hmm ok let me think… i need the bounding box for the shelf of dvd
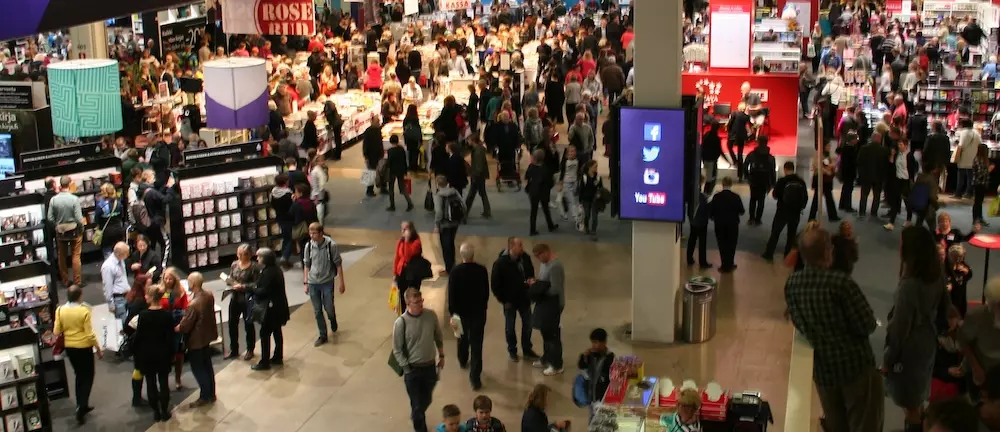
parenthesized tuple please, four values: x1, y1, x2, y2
(170, 157, 285, 271)
(0, 325, 59, 431)
(0, 194, 49, 269)
(0, 262, 67, 400)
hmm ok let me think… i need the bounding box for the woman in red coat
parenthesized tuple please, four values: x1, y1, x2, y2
(393, 220, 425, 312)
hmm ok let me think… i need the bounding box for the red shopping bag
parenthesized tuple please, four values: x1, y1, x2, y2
(404, 177, 412, 195)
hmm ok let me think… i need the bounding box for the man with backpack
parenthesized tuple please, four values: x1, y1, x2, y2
(433, 175, 465, 275)
(743, 138, 776, 226)
(302, 222, 346, 346)
(763, 162, 808, 260)
(909, 166, 940, 232)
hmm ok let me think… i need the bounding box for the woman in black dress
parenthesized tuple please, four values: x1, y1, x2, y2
(132, 285, 176, 422)
(323, 101, 344, 160)
(224, 244, 258, 361)
(124, 274, 151, 407)
(250, 248, 290, 371)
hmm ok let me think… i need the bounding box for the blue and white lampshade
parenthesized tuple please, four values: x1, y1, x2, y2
(48, 59, 123, 137)
(203, 57, 268, 130)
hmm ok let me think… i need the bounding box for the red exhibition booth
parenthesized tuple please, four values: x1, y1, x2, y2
(683, 0, 815, 162)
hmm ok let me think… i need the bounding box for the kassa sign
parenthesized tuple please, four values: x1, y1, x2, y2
(222, 0, 316, 36)
(439, 0, 471, 11)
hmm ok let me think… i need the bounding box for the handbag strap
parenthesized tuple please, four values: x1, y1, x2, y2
(399, 312, 410, 361)
(99, 200, 116, 232)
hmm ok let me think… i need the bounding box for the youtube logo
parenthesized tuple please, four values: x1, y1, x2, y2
(634, 192, 666, 206)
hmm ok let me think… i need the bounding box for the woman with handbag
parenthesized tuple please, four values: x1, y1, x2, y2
(579, 160, 604, 241)
(224, 244, 258, 361)
(132, 284, 175, 422)
(250, 248, 290, 371)
(53, 285, 103, 425)
(95, 183, 126, 259)
(270, 174, 295, 267)
(160, 268, 189, 390)
(393, 221, 428, 313)
(290, 183, 319, 260)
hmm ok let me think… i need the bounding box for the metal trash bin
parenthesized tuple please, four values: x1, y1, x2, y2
(682, 276, 717, 343)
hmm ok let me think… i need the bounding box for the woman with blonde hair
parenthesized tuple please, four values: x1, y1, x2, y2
(522, 384, 569, 431)
(95, 182, 126, 258)
(309, 152, 329, 223)
(131, 284, 175, 421)
(160, 268, 189, 389)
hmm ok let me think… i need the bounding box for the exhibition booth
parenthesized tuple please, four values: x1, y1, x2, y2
(683, 0, 803, 172)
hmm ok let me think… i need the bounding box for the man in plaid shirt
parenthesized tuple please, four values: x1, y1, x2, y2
(785, 228, 883, 432)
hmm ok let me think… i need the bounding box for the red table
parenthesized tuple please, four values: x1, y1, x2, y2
(968, 234, 1000, 303)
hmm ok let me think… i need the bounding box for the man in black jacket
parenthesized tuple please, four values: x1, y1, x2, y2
(837, 113, 860, 213)
(385, 135, 413, 211)
(146, 133, 171, 186)
(857, 133, 890, 219)
(924, 121, 952, 187)
(908, 104, 928, 156)
(578, 328, 614, 407)
(141, 176, 176, 269)
(701, 120, 729, 194)
(362, 117, 384, 197)
(446, 142, 468, 196)
(743, 139, 776, 225)
(961, 18, 987, 47)
(763, 162, 807, 260)
(490, 237, 539, 362)
(447, 243, 490, 390)
(688, 178, 712, 269)
(709, 177, 745, 273)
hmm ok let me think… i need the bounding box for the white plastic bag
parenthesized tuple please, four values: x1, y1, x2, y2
(360, 169, 376, 186)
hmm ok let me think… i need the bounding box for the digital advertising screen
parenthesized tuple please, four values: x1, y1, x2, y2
(0, 133, 14, 179)
(618, 107, 686, 222)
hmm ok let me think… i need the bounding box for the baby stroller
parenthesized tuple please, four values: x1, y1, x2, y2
(494, 146, 522, 192)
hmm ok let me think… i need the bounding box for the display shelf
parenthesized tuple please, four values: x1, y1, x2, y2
(180, 186, 273, 204)
(0, 375, 38, 390)
(0, 225, 43, 238)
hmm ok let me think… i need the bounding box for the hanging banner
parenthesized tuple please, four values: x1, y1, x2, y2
(439, 0, 472, 11)
(160, 16, 207, 54)
(222, 0, 316, 35)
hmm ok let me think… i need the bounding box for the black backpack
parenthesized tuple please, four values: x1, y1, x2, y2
(443, 193, 466, 223)
(782, 179, 807, 212)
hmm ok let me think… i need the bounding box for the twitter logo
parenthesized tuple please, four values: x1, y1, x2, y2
(644, 123, 662, 141)
(642, 146, 660, 162)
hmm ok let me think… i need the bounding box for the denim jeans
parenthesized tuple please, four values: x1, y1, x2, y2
(563, 181, 581, 224)
(955, 168, 973, 196)
(465, 176, 492, 216)
(112, 295, 128, 322)
(308, 282, 338, 338)
(582, 201, 599, 234)
(278, 221, 294, 262)
(541, 324, 563, 369)
(503, 303, 533, 355)
(187, 347, 216, 402)
(404, 365, 438, 432)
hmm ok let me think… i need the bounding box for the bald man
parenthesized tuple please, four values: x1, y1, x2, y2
(101, 242, 132, 320)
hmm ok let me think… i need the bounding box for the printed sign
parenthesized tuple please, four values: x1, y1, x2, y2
(19, 141, 102, 170)
(183, 140, 263, 166)
(618, 108, 686, 222)
(159, 16, 206, 54)
(0, 84, 33, 110)
(439, 0, 471, 11)
(222, 0, 316, 36)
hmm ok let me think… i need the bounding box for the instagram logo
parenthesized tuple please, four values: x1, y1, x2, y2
(634, 192, 666, 206)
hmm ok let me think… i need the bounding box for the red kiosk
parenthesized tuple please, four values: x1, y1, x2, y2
(683, 0, 813, 171)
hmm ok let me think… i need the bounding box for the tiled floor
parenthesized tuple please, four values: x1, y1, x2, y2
(149, 228, 795, 432)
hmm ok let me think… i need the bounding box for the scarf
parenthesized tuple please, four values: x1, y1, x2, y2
(669, 415, 701, 432)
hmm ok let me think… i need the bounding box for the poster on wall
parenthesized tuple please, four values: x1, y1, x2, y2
(709, 3, 751, 70)
(404, 0, 419, 15)
(617, 107, 686, 222)
(0, 84, 33, 110)
(222, 0, 316, 35)
(159, 16, 206, 54)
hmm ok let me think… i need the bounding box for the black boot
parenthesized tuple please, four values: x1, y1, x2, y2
(131, 379, 145, 406)
(159, 396, 171, 422)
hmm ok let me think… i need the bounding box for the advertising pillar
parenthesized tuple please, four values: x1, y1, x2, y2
(631, 0, 683, 343)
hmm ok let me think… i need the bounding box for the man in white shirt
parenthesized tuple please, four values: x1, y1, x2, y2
(402, 77, 423, 106)
(883, 140, 911, 231)
(954, 118, 982, 199)
(447, 49, 467, 77)
(101, 242, 132, 321)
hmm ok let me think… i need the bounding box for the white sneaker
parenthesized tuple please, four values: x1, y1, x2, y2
(542, 366, 564, 376)
(531, 360, 546, 368)
(883, 223, 894, 231)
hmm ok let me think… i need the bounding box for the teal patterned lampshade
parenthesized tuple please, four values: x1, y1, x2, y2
(48, 59, 123, 137)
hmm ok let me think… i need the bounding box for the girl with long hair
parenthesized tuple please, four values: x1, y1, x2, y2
(972, 144, 992, 225)
(132, 285, 175, 422)
(160, 268, 189, 389)
(124, 274, 152, 406)
(225, 245, 258, 360)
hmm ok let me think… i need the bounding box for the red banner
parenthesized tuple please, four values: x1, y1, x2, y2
(223, 0, 316, 36)
(885, 0, 902, 15)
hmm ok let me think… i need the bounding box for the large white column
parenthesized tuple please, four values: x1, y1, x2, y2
(630, 0, 684, 343)
(68, 22, 108, 60)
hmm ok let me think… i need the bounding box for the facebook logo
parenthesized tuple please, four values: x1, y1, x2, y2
(644, 123, 661, 142)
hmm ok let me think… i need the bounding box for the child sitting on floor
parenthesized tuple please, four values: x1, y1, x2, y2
(465, 396, 506, 432)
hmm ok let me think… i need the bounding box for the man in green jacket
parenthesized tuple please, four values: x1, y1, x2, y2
(465, 136, 491, 219)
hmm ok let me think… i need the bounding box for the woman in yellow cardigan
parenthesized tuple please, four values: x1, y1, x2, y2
(53, 285, 104, 425)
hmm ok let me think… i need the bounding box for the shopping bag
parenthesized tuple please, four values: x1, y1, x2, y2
(360, 169, 376, 186)
(404, 177, 412, 195)
(572, 374, 590, 407)
(783, 249, 799, 268)
(388, 283, 401, 314)
(424, 180, 435, 211)
(989, 197, 1000, 217)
